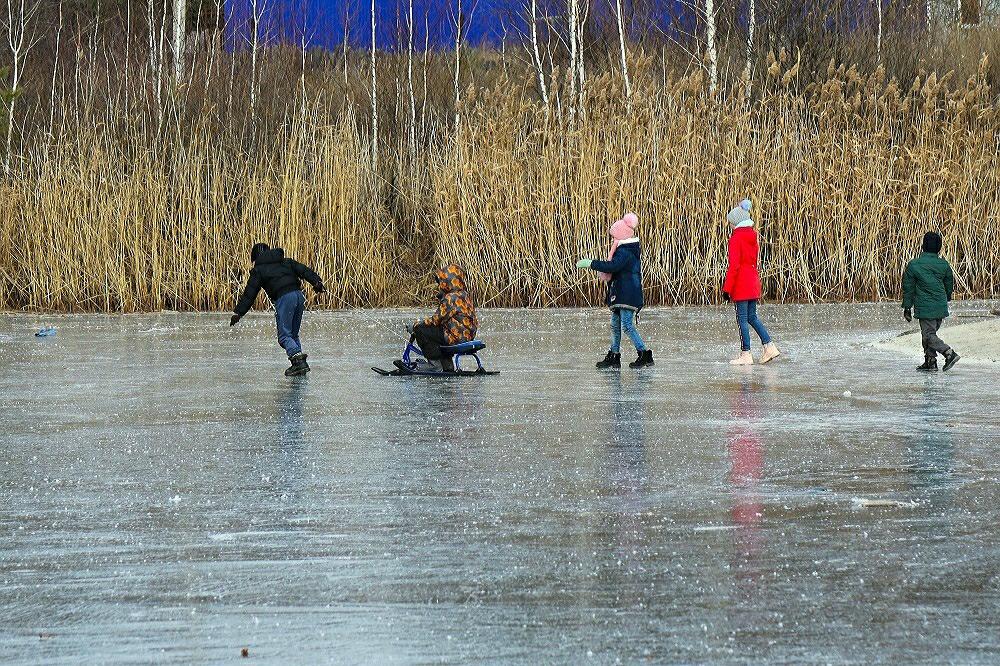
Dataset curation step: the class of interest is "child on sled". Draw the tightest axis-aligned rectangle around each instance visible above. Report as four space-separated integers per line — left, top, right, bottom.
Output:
576 213 654 369
403 264 479 373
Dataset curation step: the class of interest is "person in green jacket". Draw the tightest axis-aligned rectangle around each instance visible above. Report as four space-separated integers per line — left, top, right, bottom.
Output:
902 231 960 372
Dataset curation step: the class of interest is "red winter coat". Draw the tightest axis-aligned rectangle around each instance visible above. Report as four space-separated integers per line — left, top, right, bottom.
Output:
723 226 763 302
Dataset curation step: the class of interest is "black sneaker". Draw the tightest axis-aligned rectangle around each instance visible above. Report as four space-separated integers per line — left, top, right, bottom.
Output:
629 350 654 368
285 353 310 377
942 350 961 372
916 357 938 372
596 352 621 369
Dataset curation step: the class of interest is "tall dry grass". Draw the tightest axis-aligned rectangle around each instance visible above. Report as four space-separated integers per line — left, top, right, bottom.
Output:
434 55 1000 306
0 19 998 311
0 109 394 311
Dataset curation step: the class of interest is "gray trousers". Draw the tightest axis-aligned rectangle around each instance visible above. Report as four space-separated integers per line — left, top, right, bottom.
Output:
919 318 951 358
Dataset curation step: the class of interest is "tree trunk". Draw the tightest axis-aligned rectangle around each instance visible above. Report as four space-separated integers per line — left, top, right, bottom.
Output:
705 0 717 95
370 0 378 164
454 0 462 129
529 0 549 106
569 0 578 103
614 0 631 100
407 0 415 159
744 0 755 89
173 0 186 83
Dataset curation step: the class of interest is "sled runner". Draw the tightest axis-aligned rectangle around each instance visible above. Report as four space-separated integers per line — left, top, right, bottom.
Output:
372 339 499 377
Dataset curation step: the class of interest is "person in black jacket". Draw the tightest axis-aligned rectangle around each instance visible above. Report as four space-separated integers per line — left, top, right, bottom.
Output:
231 243 325 376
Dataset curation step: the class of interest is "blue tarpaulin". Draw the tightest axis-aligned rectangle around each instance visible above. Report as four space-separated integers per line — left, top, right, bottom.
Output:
223 0 917 52
223 0 701 51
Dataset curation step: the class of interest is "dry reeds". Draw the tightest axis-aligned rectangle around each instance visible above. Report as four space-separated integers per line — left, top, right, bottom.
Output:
433 55 1000 306
0 19 998 312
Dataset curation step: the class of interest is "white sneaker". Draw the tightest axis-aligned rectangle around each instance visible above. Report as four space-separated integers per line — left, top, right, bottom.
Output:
729 351 754 365
758 343 781 365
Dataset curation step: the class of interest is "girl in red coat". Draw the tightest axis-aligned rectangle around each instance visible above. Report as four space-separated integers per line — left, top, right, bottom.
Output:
722 200 780 365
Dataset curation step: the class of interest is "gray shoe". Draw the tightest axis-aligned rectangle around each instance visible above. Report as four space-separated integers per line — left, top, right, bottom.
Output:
414 359 443 373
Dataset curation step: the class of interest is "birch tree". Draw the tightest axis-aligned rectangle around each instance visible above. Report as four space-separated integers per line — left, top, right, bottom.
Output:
614 0 631 100
407 0 416 160
744 0 755 89
248 0 269 113
370 0 378 163
454 0 462 129
569 0 578 103
48 0 64 136
173 0 186 83
704 0 718 95
876 0 882 62
529 0 549 106
3 0 41 166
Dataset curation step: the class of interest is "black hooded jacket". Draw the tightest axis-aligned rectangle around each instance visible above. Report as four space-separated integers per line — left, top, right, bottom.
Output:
234 248 324 316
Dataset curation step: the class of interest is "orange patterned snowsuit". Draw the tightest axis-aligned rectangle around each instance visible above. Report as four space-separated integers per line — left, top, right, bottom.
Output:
421 264 478 345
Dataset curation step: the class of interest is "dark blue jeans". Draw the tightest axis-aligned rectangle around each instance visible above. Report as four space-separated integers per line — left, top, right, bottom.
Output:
735 300 771 352
275 290 305 358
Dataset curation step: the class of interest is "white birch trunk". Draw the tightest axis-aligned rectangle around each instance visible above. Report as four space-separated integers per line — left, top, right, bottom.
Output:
407 0 415 159
300 34 307 115
5 0 40 166
614 0 631 100
250 0 261 113
48 0 63 136
577 0 588 107
173 0 186 83
705 0 717 95
158 0 167 109
744 0 755 89
370 0 378 164
124 0 130 111
568 0 578 102
529 0 549 106
876 0 883 62
421 17 429 139
454 0 462 129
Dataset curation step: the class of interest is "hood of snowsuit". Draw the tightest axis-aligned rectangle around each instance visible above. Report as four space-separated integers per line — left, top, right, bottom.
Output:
436 264 468 295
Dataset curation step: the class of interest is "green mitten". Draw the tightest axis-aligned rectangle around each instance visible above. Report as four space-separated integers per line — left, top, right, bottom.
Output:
576 259 593 269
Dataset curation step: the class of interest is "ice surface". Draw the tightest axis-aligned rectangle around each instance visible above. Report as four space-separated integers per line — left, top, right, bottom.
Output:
1 303 999 664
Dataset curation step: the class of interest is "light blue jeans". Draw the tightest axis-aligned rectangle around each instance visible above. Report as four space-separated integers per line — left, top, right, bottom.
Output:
735 300 771 352
610 308 646 354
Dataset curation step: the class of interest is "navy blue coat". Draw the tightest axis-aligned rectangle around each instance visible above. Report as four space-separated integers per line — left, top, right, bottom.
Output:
589 240 644 311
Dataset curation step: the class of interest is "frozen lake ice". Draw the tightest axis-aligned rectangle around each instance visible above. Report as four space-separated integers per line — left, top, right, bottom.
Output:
1 304 999 664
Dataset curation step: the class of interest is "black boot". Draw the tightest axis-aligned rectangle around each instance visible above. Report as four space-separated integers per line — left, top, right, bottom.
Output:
596 351 621 369
916 356 938 372
942 350 961 372
629 350 654 368
285 353 310 377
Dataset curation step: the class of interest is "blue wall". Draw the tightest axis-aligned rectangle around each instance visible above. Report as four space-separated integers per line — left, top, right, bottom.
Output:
223 0 915 52
223 0 699 52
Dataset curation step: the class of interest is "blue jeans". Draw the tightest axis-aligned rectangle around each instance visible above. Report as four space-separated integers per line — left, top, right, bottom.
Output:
735 300 771 352
610 308 646 354
275 290 305 357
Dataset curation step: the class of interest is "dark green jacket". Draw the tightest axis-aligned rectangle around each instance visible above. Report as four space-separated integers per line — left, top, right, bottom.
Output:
902 252 954 320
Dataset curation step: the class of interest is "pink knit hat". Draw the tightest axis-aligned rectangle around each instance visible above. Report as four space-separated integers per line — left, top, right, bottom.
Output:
610 213 639 241
599 213 639 282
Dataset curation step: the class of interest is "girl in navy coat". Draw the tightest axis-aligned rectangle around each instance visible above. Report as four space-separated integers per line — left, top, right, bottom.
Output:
577 213 654 369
